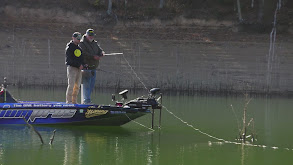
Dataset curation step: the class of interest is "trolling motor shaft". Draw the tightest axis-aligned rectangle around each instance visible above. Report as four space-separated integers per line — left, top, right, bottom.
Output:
125 88 162 129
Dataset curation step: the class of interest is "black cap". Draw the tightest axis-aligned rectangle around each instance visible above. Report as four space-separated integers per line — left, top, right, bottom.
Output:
86 29 96 36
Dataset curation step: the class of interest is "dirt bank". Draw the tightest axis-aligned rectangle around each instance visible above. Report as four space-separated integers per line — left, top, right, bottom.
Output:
0 3 293 95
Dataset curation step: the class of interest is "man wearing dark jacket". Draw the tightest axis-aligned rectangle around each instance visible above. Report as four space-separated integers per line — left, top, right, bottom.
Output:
65 32 84 104
79 29 104 104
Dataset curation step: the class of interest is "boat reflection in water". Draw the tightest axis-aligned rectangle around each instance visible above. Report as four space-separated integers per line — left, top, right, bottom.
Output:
0 125 157 165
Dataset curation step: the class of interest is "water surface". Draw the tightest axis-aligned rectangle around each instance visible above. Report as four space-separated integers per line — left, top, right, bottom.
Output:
1 87 293 165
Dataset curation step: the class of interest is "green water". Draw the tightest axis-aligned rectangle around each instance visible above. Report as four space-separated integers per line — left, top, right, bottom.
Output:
1 88 293 165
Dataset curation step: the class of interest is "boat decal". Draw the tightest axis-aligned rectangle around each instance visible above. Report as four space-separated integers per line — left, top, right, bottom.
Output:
110 111 126 114
88 105 101 109
0 109 76 122
12 104 75 108
85 109 108 118
3 105 10 108
29 109 77 122
0 110 33 118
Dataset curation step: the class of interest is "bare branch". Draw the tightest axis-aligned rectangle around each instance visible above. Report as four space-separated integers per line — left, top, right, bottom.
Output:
22 117 44 144
49 129 56 145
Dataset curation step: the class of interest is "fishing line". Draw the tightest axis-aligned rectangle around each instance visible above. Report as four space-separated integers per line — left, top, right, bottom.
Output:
119 52 255 145
125 113 155 131
113 29 291 151
163 106 225 142
120 53 291 151
121 53 149 91
108 38 149 91
104 52 152 130
163 105 293 151
101 52 149 91
121 55 293 151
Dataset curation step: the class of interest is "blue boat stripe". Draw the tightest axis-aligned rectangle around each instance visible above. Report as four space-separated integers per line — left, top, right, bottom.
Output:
4 110 12 117
20 111 27 118
9 110 17 117
15 110 22 117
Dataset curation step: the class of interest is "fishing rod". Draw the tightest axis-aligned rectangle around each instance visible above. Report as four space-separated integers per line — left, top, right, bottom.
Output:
104 52 123 56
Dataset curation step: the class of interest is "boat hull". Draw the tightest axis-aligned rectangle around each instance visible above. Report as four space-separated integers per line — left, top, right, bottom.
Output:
0 102 150 126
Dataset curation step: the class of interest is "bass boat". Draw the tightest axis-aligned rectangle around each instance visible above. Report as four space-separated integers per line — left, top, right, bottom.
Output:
0 78 162 126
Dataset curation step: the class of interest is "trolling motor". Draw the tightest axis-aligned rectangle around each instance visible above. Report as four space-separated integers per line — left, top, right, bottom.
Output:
150 88 160 97
119 90 128 100
121 88 162 110
111 89 129 107
112 88 162 129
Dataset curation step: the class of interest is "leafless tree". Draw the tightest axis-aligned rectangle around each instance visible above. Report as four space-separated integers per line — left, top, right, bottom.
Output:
236 0 243 21
159 0 164 9
257 0 264 23
107 0 112 15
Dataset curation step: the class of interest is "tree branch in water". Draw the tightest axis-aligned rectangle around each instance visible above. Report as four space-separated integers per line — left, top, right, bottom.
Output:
22 117 44 144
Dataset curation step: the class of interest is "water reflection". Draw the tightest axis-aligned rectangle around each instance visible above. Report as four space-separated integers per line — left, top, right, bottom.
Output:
0 125 136 165
63 143 69 165
0 146 3 164
264 97 272 146
78 138 84 165
240 144 246 165
62 136 85 165
2 88 293 164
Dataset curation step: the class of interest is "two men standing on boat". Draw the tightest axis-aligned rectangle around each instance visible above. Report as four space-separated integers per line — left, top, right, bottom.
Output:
65 29 104 104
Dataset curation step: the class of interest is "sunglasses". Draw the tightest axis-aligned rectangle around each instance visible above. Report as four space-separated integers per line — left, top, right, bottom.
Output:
75 35 82 40
73 33 82 40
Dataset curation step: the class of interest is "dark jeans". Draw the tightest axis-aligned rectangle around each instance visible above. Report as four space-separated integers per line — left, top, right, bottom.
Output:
82 70 96 104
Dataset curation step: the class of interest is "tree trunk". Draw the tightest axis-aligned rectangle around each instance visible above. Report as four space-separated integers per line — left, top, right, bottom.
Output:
159 0 164 9
257 0 264 23
107 0 112 15
236 0 243 21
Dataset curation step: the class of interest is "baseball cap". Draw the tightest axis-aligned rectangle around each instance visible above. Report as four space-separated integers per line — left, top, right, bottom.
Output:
72 32 82 40
86 29 96 36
